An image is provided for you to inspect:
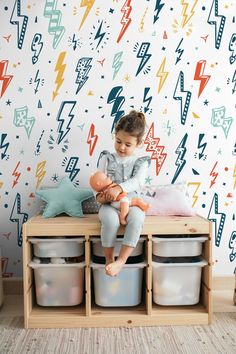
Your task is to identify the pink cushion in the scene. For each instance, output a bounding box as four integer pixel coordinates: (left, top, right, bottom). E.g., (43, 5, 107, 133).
(142, 184, 195, 216)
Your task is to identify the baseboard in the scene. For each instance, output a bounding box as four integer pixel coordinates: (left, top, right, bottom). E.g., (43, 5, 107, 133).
(2, 275, 235, 295)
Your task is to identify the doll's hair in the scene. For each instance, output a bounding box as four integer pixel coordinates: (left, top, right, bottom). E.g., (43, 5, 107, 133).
(115, 110, 146, 143)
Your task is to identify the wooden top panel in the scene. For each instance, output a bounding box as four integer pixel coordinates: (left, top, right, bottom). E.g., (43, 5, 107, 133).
(23, 214, 211, 237)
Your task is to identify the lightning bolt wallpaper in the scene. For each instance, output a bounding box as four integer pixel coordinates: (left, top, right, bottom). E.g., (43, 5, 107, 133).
(0, 0, 235, 277)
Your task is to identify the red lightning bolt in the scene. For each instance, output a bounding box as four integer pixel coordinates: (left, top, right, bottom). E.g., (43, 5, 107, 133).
(117, 0, 132, 43)
(87, 123, 98, 156)
(194, 60, 211, 98)
(210, 161, 218, 188)
(12, 161, 21, 188)
(144, 122, 167, 175)
(0, 60, 13, 98)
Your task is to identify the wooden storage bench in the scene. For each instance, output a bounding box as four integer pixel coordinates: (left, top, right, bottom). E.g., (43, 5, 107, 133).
(23, 214, 212, 328)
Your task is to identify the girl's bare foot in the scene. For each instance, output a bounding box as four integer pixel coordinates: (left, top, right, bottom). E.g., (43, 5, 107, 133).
(105, 259, 125, 276)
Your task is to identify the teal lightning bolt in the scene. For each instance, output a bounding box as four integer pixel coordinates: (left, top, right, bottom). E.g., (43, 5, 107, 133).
(112, 52, 123, 80)
(44, 0, 65, 48)
(172, 133, 188, 183)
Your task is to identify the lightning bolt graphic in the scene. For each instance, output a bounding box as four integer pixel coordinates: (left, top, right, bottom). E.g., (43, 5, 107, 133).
(10, 193, 28, 247)
(172, 133, 188, 184)
(0, 134, 9, 160)
(57, 101, 76, 144)
(75, 57, 92, 94)
(229, 231, 236, 262)
(233, 164, 236, 189)
(12, 161, 21, 188)
(143, 87, 152, 113)
(79, 0, 95, 30)
(144, 122, 167, 176)
(87, 124, 98, 156)
(117, 0, 132, 43)
(232, 69, 236, 94)
(0, 61, 13, 98)
(44, 0, 65, 48)
(65, 157, 80, 181)
(210, 161, 218, 188)
(207, 0, 226, 49)
(53, 51, 66, 101)
(156, 57, 169, 93)
(173, 71, 192, 125)
(194, 60, 211, 97)
(10, 0, 28, 49)
(35, 160, 46, 189)
(136, 42, 152, 76)
(112, 52, 123, 80)
(197, 133, 207, 159)
(107, 86, 125, 132)
(181, 0, 198, 28)
(208, 193, 226, 247)
(166, 120, 171, 136)
(34, 69, 40, 94)
(153, 0, 165, 24)
(211, 106, 233, 139)
(94, 20, 106, 49)
(187, 182, 201, 207)
(175, 38, 184, 64)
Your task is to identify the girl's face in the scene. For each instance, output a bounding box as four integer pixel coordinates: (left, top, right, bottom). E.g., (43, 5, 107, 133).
(114, 130, 139, 157)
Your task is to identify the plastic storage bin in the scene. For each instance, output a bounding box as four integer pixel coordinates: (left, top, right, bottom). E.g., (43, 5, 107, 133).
(91, 237, 145, 257)
(29, 261, 85, 306)
(152, 258, 207, 305)
(29, 238, 84, 258)
(91, 262, 146, 307)
(152, 236, 208, 257)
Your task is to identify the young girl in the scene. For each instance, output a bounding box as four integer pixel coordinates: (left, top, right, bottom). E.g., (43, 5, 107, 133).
(95, 110, 150, 276)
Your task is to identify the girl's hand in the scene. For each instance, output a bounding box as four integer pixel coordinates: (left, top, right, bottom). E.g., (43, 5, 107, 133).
(105, 186, 122, 202)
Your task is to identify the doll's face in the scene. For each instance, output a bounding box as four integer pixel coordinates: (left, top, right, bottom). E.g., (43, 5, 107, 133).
(90, 171, 112, 191)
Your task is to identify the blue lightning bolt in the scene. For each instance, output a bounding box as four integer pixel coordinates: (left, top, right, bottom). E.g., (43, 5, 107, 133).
(112, 52, 123, 80)
(232, 69, 236, 94)
(207, 0, 226, 49)
(175, 38, 184, 64)
(65, 157, 80, 181)
(107, 86, 125, 132)
(197, 133, 207, 159)
(94, 20, 106, 49)
(34, 69, 40, 94)
(153, 0, 165, 24)
(229, 231, 236, 262)
(143, 87, 152, 113)
(171, 133, 188, 184)
(75, 57, 92, 94)
(136, 42, 152, 76)
(10, 0, 28, 49)
(56, 101, 76, 144)
(173, 71, 192, 125)
(0, 133, 10, 160)
(10, 193, 28, 247)
(208, 193, 226, 247)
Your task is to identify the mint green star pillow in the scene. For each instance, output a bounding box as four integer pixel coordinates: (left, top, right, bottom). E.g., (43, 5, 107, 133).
(36, 176, 94, 218)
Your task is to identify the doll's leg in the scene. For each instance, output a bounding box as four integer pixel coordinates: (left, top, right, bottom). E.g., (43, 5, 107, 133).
(98, 204, 120, 266)
(119, 201, 129, 225)
(131, 197, 150, 211)
(106, 207, 145, 276)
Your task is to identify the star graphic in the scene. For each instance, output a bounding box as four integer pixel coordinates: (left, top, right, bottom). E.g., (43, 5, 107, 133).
(203, 99, 209, 105)
(6, 99, 11, 106)
(145, 176, 152, 185)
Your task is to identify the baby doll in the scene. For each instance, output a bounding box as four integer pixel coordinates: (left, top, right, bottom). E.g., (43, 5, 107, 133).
(90, 171, 150, 225)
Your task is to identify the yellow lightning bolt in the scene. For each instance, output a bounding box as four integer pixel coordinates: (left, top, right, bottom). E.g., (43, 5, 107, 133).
(181, 0, 198, 28)
(156, 57, 169, 94)
(233, 164, 236, 190)
(79, 0, 95, 30)
(52, 51, 66, 101)
(187, 182, 201, 207)
(35, 161, 46, 189)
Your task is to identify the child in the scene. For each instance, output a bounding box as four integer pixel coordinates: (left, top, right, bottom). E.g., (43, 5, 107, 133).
(90, 170, 150, 225)
(95, 110, 150, 276)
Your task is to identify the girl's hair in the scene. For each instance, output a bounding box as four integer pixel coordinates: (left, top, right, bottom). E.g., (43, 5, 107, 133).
(115, 110, 146, 143)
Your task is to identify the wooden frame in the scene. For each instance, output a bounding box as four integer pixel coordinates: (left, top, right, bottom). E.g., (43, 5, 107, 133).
(23, 214, 212, 328)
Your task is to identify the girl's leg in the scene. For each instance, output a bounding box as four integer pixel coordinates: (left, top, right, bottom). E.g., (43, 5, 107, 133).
(106, 207, 145, 276)
(98, 204, 120, 267)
